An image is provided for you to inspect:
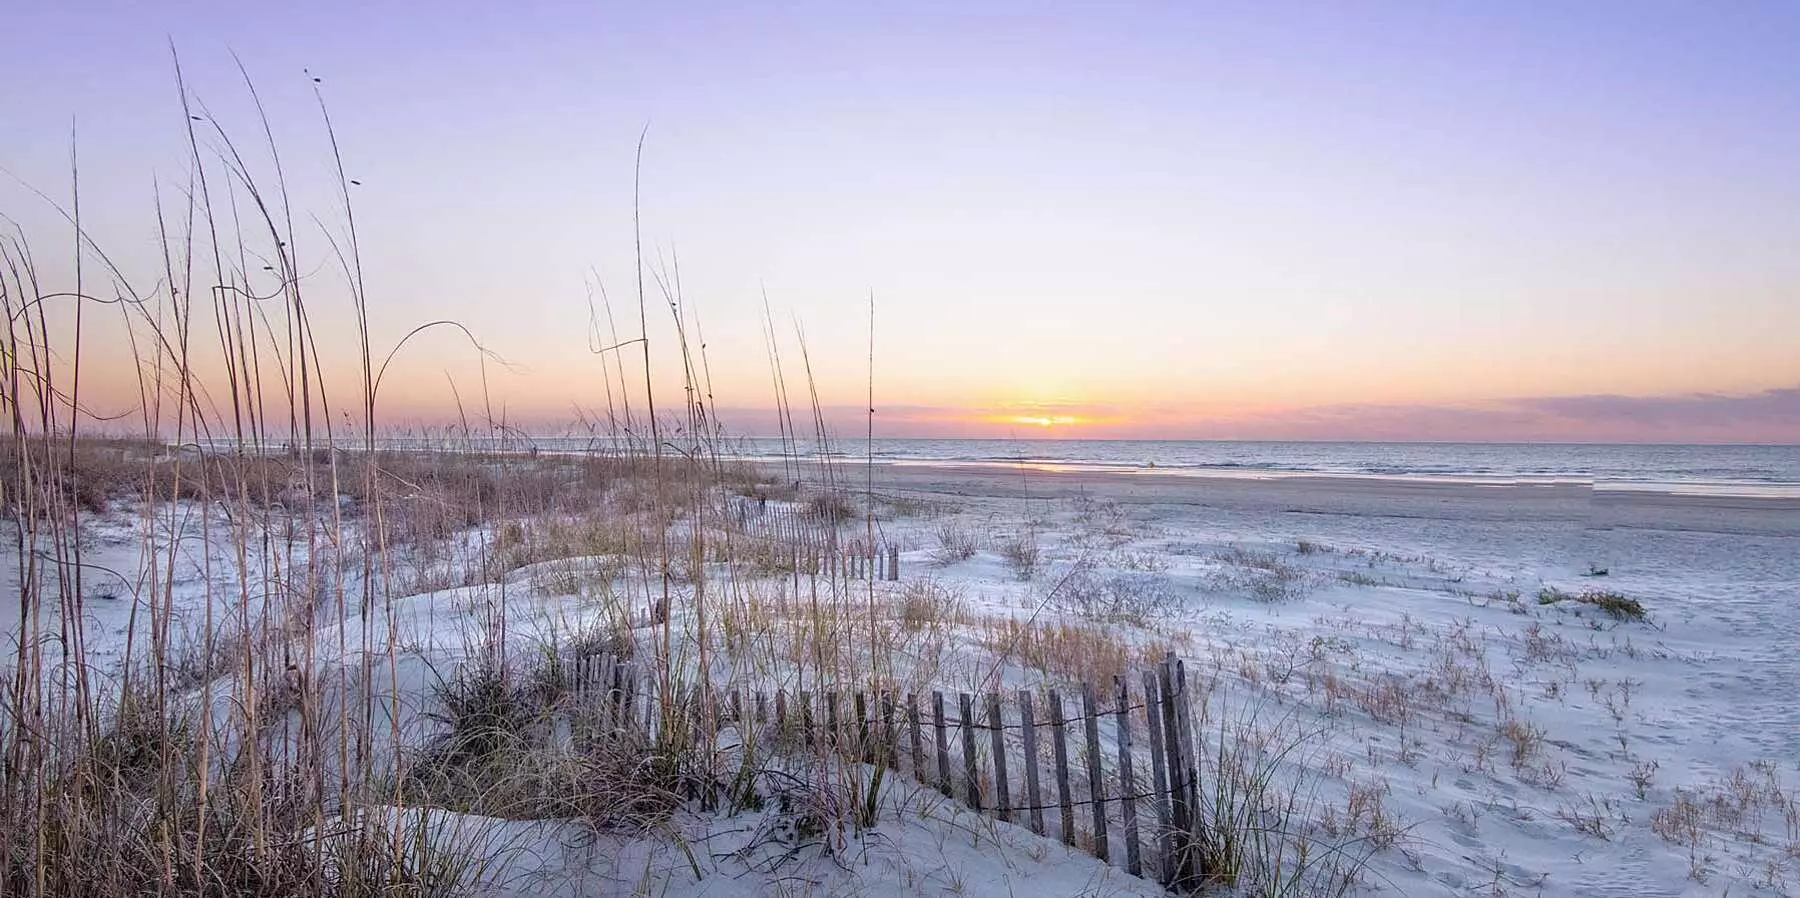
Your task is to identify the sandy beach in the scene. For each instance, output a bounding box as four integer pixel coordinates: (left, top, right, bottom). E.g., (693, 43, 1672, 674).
(858, 461, 1800, 533)
(804, 459, 1800, 894)
(8, 448, 1796, 896)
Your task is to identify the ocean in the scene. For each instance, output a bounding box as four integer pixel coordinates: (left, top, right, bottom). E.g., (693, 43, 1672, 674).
(722, 438, 1800, 497)
(344, 435, 1800, 498)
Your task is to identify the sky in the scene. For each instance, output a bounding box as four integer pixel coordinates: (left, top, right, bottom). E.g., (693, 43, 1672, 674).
(4, 1, 1799, 442)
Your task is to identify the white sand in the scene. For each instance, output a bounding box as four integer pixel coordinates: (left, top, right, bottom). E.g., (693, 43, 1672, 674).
(848, 463, 1800, 896)
(15, 464, 1799, 896)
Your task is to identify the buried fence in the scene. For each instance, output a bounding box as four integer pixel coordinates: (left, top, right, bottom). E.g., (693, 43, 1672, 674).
(557, 651, 1213, 890)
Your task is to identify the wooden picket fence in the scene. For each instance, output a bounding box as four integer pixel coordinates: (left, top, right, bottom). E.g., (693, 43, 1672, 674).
(727, 498, 901, 581)
(559, 651, 1211, 891)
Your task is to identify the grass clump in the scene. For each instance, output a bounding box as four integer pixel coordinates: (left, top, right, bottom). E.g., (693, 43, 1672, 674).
(1538, 587, 1646, 621)
(1054, 569, 1181, 625)
(804, 491, 856, 524)
(1180, 687, 1390, 896)
(930, 522, 980, 565)
(1000, 530, 1041, 580)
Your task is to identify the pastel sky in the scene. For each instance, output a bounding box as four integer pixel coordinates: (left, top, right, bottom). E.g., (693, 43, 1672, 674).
(5, 1, 1799, 442)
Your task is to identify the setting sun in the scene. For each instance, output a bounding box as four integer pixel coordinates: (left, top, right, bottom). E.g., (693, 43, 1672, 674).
(1005, 415, 1080, 428)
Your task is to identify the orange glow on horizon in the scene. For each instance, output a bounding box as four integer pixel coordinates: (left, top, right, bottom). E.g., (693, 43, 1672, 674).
(993, 414, 1083, 428)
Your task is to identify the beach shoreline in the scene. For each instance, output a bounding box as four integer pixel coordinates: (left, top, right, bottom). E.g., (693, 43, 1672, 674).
(784, 460, 1800, 537)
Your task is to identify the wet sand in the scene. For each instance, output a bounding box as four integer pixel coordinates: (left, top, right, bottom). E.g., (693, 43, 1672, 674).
(840, 462, 1800, 537)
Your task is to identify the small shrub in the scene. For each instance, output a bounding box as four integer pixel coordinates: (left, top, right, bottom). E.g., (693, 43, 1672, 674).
(1653, 792, 1704, 846)
(1498, 718, 1545, 769)
(1000, 532, 1040, 581)
(1557, 794, 1622, 840)
(930, 522, 979, 565)
(1054, 569, 1181, 625)
(805, 491, 856, 524)
(1213, 548, 1313, 602)
(981, 617, 1178, 687)
(896, 580, 962, 632)
(1538, 587, 1646, 621)
(1186, 692, 1389, 895)
(1577, 591, 1646, 620)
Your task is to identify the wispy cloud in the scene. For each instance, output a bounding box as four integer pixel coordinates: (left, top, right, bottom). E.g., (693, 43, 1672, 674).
(1512, 389, 1800, 429)
(1235, 387, 1800, 443)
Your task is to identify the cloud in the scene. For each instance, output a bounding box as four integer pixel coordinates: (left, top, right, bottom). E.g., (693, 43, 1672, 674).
(1512, 388, 1800, 430)
(1211, 386, 1800, 443)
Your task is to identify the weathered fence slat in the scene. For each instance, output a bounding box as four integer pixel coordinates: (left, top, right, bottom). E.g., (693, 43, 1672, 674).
(1083, 684, 1109, 863)
(1142, 670, 1172, 882)
(826, 692, 841, 752)
(908, 692, 924, 778)
(932, 691, 952, 797)
(960, 692, 982, 811)
(1159, 657, 1192, 887)
(596, 653, 614, 712)
(1174, 658, 1203, 880)
(688, 683, 705, 745)
(801, 691, 816, 749)
(1049, 690, 1075, 846)
(988, 693, 1011, 823)
(864, 691, 878, 763)
(1116, 676, 1141, 876)
(1020, 690, 1044, 836)
(641, 667, 654, 736)
(618, 661, 633, 730)
(880, 691, 897, 770)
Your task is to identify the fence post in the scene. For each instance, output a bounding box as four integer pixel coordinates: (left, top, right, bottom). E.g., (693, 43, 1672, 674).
(689, 684, 707, 752)
(908, 693, 924, 778)
(1049, 690, 1075, 846)
(623, 664, 635, 735)
(601, 658, 618, 729)
(801, 691, 816, 750)
(591, 653, 610, 730)
(642, 666, 656, 737)
(596, 652, 614, 714)
(856, 692, 874, 764)
(622, 664, 638, 736)
(960, 693, 982, 812)
(1159, 657, 1192, 888)
(1116, 676, 1142, 876)
(1020, 690, 1045, 836)
(932, 691, 952, 797)
(1142, 670, 1172, 883)
(987, 693, 1011, 823)
(826, 692, 841, 754)
(889, 545, 900, 581)
(880, 691, 897, 770)
(1083, 683, 1109, 863)
(620, 661, 636, 732)
(1174, 659, 1202, 869)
